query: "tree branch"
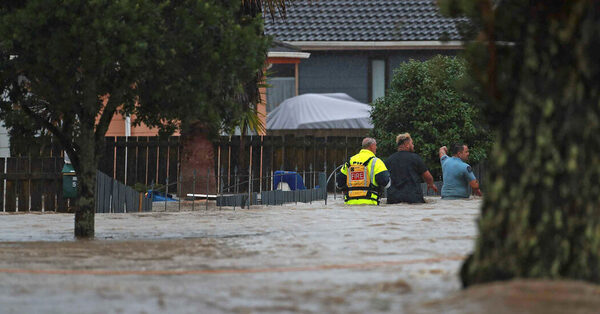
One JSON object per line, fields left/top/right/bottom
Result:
{"left": 20, "top": 100, "right": 76, "bottom": 160}
{"left": 94, "top": 88, "right": 125, "bottom": 144}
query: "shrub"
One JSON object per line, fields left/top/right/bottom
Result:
{"left": 370, "top": 55, "right": 491, "bottom": 178}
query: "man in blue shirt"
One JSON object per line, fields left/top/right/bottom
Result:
{"left": 439, "top": 144, "right": 482, "bottom": 199}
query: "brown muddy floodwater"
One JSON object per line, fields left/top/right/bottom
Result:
{"left": 0, "top": 196, "right": 598, "bottom": 313}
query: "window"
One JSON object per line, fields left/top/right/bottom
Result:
{"left": 266, "top": 78, "right": 295, "bottom": 112}
{"left": 266, "top": 64, "right": 296, "bottom": 113}
{"left": 370, "top": 59, "right": 387, "bottom": 102}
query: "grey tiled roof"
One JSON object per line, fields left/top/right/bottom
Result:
{"left": 269, "top": 40, "right": 302, "bottom": 52}
{"left": 264, "top": 0, "right": 463, "bottom": 42}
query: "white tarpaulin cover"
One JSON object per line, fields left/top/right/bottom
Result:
{"left": 267, "top": 93, "right": 373, "bottom": 130}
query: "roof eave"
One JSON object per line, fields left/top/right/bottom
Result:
{"left": 284, "top": 41, "right": 465, "bottom": 51}
{"left": 267, "top": 51, "right": 311, "bottom": 58}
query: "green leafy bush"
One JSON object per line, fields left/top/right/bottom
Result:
{"left": 370, "top": 55, "right": 491, "bottom": 177}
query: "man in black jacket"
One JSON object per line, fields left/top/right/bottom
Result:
{"left": 385, "top": 133, "right": 437, "bottom": 204}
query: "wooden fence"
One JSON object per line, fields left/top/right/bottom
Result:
{"left": 3, "top": 136, "right": 487, "bottom": 206}
{"left": 0, "top": 157, "right": 154, "bottom": 212}
{"left": 6, "top": 135, "right": 363, "bottom": 195}
{"left": 0, "top": 157, "right": 66, "bottom": 212}
{"left": 215, "top": 135, "right": 365, "bottom": 193}
{"left": 99, "top": 136, "right": 181, "bottom": 192}
{"left": 214, "top": 135, "right": 489, "bottom": 193}
{"left": 9, "top": 135, "right": 182, "bottom": 191}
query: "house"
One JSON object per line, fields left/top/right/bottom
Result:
{"left": 257, "top": 40, "right": 310, "bottom": 133}
{"left": 262, "top": 0, "right": 463, "bottom": 111}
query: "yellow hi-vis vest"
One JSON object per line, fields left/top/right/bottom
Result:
{"left": 346, "top": 156, "right": 374, "bottom": 198}
{"left": 341, "top": 150, "right": 386, "bottom": 205}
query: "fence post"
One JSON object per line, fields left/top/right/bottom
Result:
{"left": 234, "top": 168, "right": 238, "bottom": 211}
{"left": 249, "top": 136, "right": 252, "bottom": 209}
{"left": 334, "top": 163, "right": 337, "bottom": 200}
{"left": 270, "top": 168, "right": 273, "bottom": 192}
{"left": 192, "top": 170, "right": 196, "bottom": 211}
{"left": 309, "top": 163, "right": 313, "bottom": 204}
{"left": 206, "top": 167, "right": 209, "bottom": 211}
{"left": 219, "top": 168, "right": 224, "bottom": 210}
{"left": 302, "top": 168, "right": 306, "bottom": 190}
{"left": 295, "top": 165, "right": 298, "bottom": 205}
{"left": 324, "top": 161, "right": 327, "bottom": 205}
{"left": 259, "top": 164, "right": 263, "bottom": 196}
{"left": 178, "top": 163, "right": 181, "bottom": 212}
{"left": 28, "top": 157, "right": 31, "bottom": 211}
{"left": 248, "top": 167, "right": 252, "bottom": 209}
{"left": 228, "top": 136, "right": 231, "bottom": 194}
{"left": 312, "top": 163, "right": 316, "bottom": 190}
{"left": 2, "top": 158, "right": 5, "bottom": 212}
{"left": 165, "top": 177, "right": 168, "bottom": 212}
{"left": 266, "top": 168, "right": 270, "bottom": 207}
{"left": 148, "top": 180, "right": 154, "bottom": 214}
{"left": 15, "top": 181, "right": 18, "bottom": 213}
{"left": 217, "top": 143, "right": 221, "bottom": 198}
{"left": 234, "top": 166, "right": 238, "bottom": 195}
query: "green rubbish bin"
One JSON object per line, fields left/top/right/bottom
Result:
{"left": 62, "top": 163, "right": 78, "bottom": 198}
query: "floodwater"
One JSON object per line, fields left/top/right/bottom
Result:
{"left": 1, "top": 196, "right": 598, "bottom": 313}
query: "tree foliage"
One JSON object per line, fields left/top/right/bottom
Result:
{"left": 439, "top": 0, "right": 600, "bottom": 286}
{"left": 0, "top": 0, "right": 269, "bottom": 237}
{"left": 370, "top": 55, "right": 491, "bottom": 177}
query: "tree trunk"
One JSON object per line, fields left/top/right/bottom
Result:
{"left": 179, "top": 126, "right": 217, "bottom": 196}
{"left": 461, "top": 118, "right": 600, "bottom": 286}
{"left": 460, "top": 1, "right": 600, "bottom": 287}
{"left": 73, "top": 126, "right": 98, "bottom": 238}
{"left": 74, "top": 165, "right": 96, "bottom": 238}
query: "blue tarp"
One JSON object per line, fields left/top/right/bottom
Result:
{"left": 273, "top": 171, "right": 306, "bottom": 190}
{"left": 146, "top": 190, "right": 177, "bottom": 202}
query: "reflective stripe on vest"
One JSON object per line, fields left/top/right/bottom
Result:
{"left": 345, "top": 156, "right": 380, "bottom": 204}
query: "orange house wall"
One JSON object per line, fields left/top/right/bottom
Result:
{"left": 104, "top": 111, "right": 180, "bottom": 137}
{"left": 104, "top": 56, "right": 302, "bottom": 137}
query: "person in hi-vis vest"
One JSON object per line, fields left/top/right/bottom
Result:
{"left": 336, "top": 138, "right": 390, "bottom": 205}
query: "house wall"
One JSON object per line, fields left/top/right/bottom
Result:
{"left": 298, "top": 52, "right": 368, "bottom": 103}
{"left": 298, "top": 50, "right": 458, "bottom": 104}
{"left": 104, "top": 112, "right": 180, "bottom": 137}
